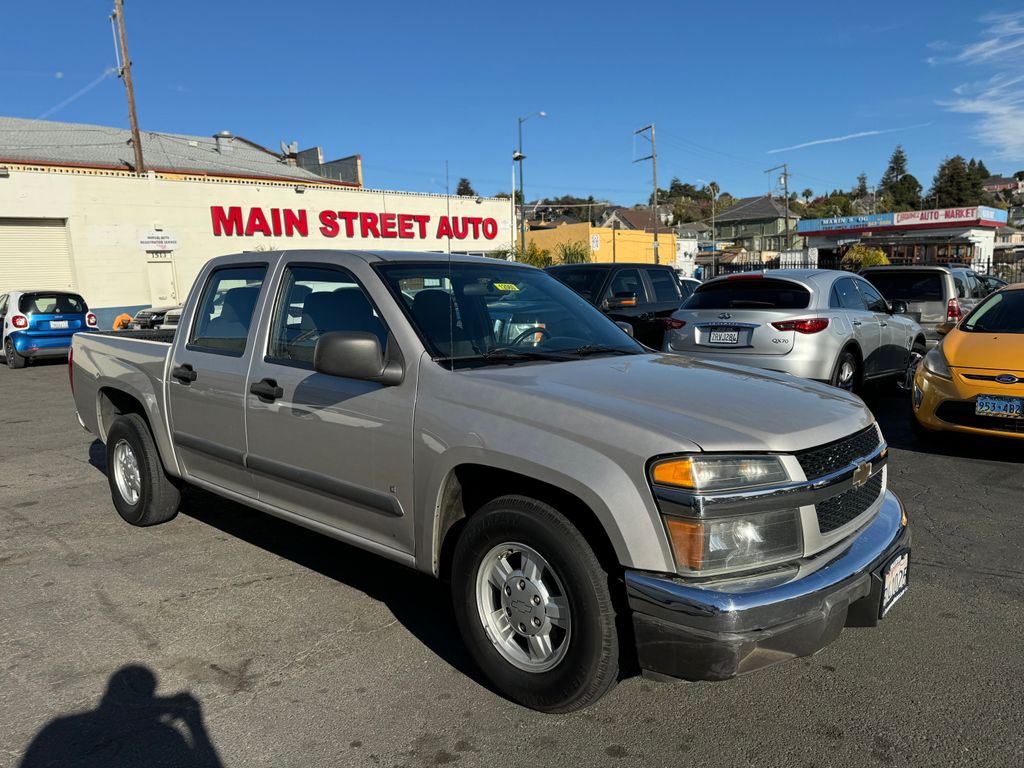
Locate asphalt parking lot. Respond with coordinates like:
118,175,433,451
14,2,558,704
2,360,1023,768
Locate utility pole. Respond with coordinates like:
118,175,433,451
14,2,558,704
764,162,790,251
514,111,546,255
633,124,660,264
112,0,144,174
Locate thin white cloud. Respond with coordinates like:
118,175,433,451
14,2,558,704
37,67,118,119
935,12,1024,160
766,124,931,155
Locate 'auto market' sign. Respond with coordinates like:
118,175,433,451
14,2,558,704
893,206,1008,227
210,206,500,241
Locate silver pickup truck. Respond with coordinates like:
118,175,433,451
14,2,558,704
70,250,910,712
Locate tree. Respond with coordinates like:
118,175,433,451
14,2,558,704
455,178,477,197
801,188,813,201
841,244,890,269
930,155,983,207
888,173,922,211
854,172,869,199
494,191,523,204
879,145,909,195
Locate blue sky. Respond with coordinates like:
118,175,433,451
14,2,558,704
3,1,1023,204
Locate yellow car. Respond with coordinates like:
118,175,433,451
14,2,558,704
912,284,1024,438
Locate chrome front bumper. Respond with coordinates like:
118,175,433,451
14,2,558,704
625,490,910,681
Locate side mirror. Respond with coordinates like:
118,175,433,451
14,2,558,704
936,322,955,337
889,299,909,315
615,321,634,337
604,291,638,310
313,331,403,385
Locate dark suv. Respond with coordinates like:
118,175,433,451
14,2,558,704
545,263,686,348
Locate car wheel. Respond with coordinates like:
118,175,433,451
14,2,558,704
4,338,26,369
451,495,619,713
898,342,927,392
105,413,180,526
830,349,859,392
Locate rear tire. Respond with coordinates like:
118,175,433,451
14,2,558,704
830,348,859,393
5,339,26,369
451,495,619,712
105,413,180,526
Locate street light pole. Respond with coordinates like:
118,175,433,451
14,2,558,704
515,111,545,254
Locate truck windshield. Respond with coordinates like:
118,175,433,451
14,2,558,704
961,289,1024,334
376,262,643,366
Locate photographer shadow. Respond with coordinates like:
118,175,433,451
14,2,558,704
19,665,222,768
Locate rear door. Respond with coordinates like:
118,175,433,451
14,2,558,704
832,277,883,374
853,278,900,372
166,260,270,497
670,276,813,356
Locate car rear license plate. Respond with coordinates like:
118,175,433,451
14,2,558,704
50,320,69,329
976,395,1023,418
708,330,739,344
880,550,909,618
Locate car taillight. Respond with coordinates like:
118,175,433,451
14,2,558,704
662,318,687,330
11,314,28,329
771,318,830,334
68,347,74,394
86,312,98,327
946,298,963,322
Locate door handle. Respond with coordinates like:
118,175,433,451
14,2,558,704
250,378,284,401
852,320,863,326
171,364,197,384
880,321,888,327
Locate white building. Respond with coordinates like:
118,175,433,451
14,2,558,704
0,117,513,326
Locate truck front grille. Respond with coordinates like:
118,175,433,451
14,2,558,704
795,424,881,481
164,314,180,326
816,473,883,533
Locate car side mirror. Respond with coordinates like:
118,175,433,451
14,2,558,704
615,321,634,337
313,331,404,385
604,291,637,310
935,322,956,337
889,299,909,315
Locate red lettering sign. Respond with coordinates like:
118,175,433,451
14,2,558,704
211,207,500,241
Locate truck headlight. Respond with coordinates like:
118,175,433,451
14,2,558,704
651,455,788,492
921,346,951,380
664,508,803,574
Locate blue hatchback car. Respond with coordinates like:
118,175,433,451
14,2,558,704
1,290,98,369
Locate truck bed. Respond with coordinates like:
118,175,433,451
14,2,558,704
91,329,176,344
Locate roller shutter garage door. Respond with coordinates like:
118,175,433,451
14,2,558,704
0,218,75,291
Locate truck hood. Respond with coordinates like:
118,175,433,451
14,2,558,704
458,352,874,453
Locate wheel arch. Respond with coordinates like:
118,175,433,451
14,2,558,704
96,386,177,476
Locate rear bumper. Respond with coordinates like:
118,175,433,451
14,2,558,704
9,329,96,357
625,491,909,681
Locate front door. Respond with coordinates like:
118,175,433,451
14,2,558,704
244,259,416,555
147,260,178,305
602,268,655,346
167,261,269,497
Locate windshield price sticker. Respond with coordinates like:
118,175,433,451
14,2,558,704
493,283,520,292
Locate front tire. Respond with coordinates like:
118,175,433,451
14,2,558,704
105,413,180,526
451,495,619,712
5,339,26,369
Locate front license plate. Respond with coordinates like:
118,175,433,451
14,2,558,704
880,550,909,618
976,395,1023,418
50,320,69,329
708,330,739,344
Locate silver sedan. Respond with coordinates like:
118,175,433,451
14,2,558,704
663,269,927,391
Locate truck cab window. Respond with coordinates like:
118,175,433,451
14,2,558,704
268,264,387,365
189,265,267,355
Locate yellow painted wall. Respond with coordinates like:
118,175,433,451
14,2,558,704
527,223,676,265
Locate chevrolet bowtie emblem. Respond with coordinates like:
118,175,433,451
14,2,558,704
852,461,871,489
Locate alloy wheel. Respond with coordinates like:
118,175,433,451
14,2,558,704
475,542,572,673
112,438,142,505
